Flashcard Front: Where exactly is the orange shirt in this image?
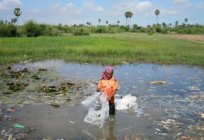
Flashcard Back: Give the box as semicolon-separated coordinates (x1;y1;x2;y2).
97;77;119;103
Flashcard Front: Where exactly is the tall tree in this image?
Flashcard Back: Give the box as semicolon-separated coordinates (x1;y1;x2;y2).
14;8;22;24
98;18;101;26
154;9;160;24
162;22;167;28
0;20;3;24
105;20;108;26
175;20;179;27
86;22;91;26
124;11;133;26
11;18;17;24
184;18;188;26
117;20;120;26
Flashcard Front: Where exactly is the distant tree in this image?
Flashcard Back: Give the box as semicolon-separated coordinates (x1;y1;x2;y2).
58;23;62;30
0;24;17;37
0;20;3;24
98;19;101;26
125;12;128;25
162;22;167;28
117;20;120;26
175;20;179;27
105;20;108;26
124;11;133;26
132;24;140;32
11;18;17;24
14;8;22;24
23;20;41;37
184;18;188;26
5;20;8;24
79;24;84;27
86;22;91;26
154;9;160;24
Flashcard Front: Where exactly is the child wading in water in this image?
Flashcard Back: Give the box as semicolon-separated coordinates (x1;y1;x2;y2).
97;66;119;115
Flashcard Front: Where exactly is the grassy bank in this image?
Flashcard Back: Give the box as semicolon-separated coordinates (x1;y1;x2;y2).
0;33;204;66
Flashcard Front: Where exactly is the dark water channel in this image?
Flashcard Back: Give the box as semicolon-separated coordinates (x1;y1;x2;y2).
1;60;204;140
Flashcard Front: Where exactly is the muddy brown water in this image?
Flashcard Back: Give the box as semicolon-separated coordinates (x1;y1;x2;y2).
1;60;204;140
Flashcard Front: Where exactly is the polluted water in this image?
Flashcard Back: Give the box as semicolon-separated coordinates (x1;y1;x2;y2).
0;60;204;140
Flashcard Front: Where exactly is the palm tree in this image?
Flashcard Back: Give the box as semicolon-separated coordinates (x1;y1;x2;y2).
98;19;101;26
105;20;108;26
11;18;17;24
14;8;22;24
5;20;8;24
175;20;179;27
154;9;160;24
162;22;167;28
184;18;188;26
86;22;91;26
117;20;120;26
0;20;3;24
124;11;133;26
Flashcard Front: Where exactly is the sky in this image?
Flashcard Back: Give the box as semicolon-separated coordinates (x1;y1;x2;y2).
0;0;204;26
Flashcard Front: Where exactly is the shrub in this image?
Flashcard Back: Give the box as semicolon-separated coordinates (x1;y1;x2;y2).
0;24;17;37
147;27;156;35
72;28;89;36
23;20;42;37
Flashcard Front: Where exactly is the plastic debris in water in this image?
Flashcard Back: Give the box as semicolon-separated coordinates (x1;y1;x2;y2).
198;112;204;119
69;120;76;124
13;123;25;128
82;92;109;127
187;86;200;91
189;125;204;131
7;108;16;112
115;94;138;110
148;81;167;85
135;108;144;117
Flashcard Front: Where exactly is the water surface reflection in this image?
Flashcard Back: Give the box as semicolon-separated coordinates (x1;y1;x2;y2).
26;60;204;96
24;60;204;139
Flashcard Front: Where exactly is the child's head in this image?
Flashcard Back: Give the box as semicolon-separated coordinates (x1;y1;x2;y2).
102;66;113;80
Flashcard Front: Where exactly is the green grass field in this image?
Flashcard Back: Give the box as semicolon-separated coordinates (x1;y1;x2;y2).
0;33;204;66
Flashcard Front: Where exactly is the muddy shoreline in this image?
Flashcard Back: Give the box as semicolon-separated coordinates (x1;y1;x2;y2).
0;64;94;107
0;64;97;139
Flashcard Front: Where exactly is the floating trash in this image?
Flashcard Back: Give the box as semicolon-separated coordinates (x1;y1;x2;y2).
187;86;200;91
13;123;25;128
82;93;109;127
148;81;167;85
189;125;204;131
135;108;144;117
198;112;204;119
1;61;204;139
115;94;138;110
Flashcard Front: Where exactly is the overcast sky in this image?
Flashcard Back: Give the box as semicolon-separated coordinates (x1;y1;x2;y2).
0;0;204;26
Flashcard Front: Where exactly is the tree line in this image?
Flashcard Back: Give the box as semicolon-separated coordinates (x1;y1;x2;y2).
0;8;204;37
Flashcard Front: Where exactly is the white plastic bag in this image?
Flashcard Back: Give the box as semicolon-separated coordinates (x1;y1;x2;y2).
115;94;138;110
82;92;109;127
81;92;100;107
